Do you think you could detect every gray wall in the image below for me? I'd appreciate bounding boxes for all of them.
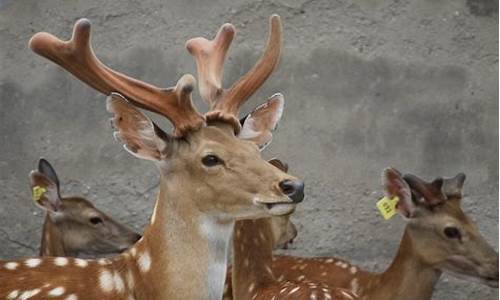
[0,0,497,299]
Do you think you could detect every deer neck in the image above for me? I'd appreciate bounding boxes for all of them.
[136,174,235,300]
[232,219,275,300]
[40,214,67,256]
[362,228,441,300]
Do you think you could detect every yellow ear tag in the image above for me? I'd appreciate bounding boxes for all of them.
[376,196,399,220]
[32,186,47,201]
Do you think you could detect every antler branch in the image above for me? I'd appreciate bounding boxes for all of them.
[29,19,204,137]
[186,15,283,133]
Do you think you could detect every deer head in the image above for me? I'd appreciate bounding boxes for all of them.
[29,15,303,220]
[384,168,499,287]
[29,159,141,256]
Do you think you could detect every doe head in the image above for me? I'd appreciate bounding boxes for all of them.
[29,159,141,256]
[383,167,499,288]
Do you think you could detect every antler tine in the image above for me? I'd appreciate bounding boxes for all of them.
[223,14,283,115]
[186,15,283,133]
[186,23,235,106]
[29,18,204,137]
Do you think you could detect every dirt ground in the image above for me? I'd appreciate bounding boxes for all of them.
[0,0,498,299]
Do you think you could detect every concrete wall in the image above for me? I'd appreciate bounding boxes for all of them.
[0,0,497,299]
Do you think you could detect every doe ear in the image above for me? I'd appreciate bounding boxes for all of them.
[382,167,415,218]
[268,158,289,173]
[29,170,61,213]
[107,93,171,161]
[238,93,284,150]
[442,173,466,199]
[38,158,60,197]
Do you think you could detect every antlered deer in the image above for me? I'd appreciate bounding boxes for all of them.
[270,168,499,300]
[0,15,305,300]
[225,159,358,300]
[30,158,141,257]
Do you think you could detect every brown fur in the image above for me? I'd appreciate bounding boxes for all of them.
[270,171,498,300]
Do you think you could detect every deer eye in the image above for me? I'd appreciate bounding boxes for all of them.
[444,226,461,239]
[202,155,223,167]
[89,217,103,225]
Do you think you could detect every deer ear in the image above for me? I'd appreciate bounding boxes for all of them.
[382,167,415,218]
[442,173,466,199]
[29,170,61,213]
[238,93,284,150]
[107,93,171,161]
[38,159,60,196]
[268,158,289,173]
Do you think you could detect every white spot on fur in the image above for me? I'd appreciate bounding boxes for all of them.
[65,294,78,300]
[129,247,137,257]
[54,257,68,266]
[19,288,41,299]
[288,286,300,295]
[325,293,332,300]
[6,290,19,299]
[48,287,65,297]
[25,258,41,268]
[5,262,18,270]
[127,270,135,289]
[98,258,111,265]
[326,258,334,263]
[113,271,125,293]
[74,258,88,268]
[350,266,357,274]
[297,275,305,281]
[99,270,114,293]
[350,278,359,294]
[248,282,255,292]
[138,251,151,273]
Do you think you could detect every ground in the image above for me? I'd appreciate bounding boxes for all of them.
[0,0,498,299]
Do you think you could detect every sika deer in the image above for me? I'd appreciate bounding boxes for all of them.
[0,15,303,300]
[30,158,141,257]
[270,168,499,300]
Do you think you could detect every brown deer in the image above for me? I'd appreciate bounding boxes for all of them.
[30,158,141,257]
[269,168,499,300]
[225,159,358,300]
[0,15,305,299]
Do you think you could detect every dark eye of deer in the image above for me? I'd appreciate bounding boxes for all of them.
[444,226,461,239]
[202,155,222,167]
[90,217,103,225]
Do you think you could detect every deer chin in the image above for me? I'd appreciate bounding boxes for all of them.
[440,258,499,288]
[252,197,296,216]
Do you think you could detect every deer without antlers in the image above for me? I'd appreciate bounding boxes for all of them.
[29,158,141,257]
[269,168,499,300]
[225,159,358,300]
[0,15,304,300]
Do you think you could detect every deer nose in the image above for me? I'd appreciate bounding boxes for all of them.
[279,179,304,203]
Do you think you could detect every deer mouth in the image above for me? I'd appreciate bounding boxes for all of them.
[255,201,295,216]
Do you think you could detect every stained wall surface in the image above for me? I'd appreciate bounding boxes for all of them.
[0,0,498,299]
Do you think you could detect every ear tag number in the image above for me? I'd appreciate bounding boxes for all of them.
[376,196,399,220]
[32,186,47,201]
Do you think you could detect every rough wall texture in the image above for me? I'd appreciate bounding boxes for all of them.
[0,0,498,299]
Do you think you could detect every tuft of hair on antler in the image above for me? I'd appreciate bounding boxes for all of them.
[186,14,283,134]
[29,18,205,137]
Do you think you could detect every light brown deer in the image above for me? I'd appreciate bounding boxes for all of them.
[30,158,141,257]
[269,168,499,300]
[226,159,358,300]
[0,15,305,299]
